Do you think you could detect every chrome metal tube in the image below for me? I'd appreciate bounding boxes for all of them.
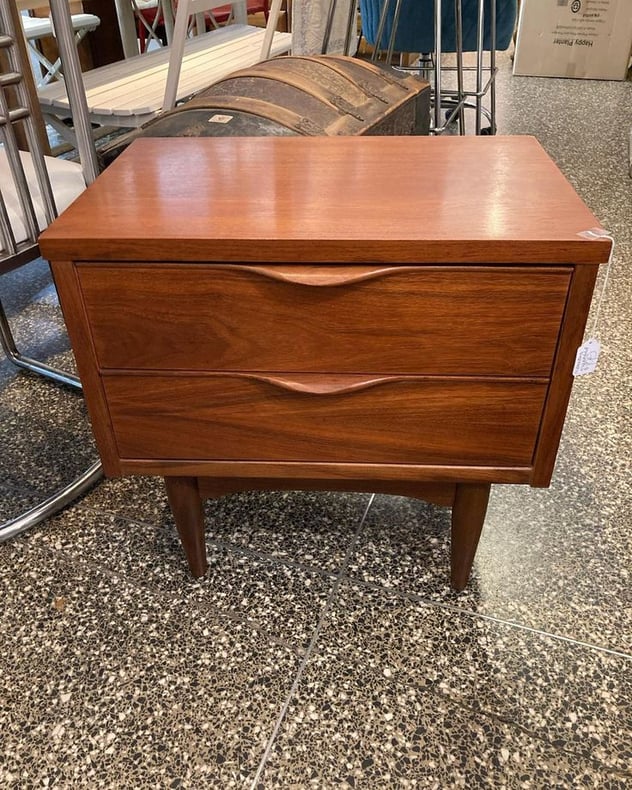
[48,0,99,183]
[321,0,338,54]
[0,121,41,243]
[475,0,484,134]
[0,194,17,258]
[490,0,497,133]
[454,0,465,134]
[385,0,404,66]
[434,0,442,133]
[371,0,392,63]
[343,0,359,56]
[0,300,81,388]
[0,461,103,542]
[2,9,57,222]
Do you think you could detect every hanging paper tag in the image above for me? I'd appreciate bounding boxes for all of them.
[573,338,601,376]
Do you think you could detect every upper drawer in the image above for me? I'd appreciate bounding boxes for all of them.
[77,263,571,376]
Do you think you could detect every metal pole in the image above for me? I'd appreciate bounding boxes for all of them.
[434,0,442,133]
[489,0,497,133]
[371,0,392,63]
[385,0,404,66]
[454,0,465,134]
[0,461,103,542]
[321,0,338,54]
[114,0,140,58]
[259,0,284,60]
[162,0,176,45]
[475,0,484,134]
[49,0,99,183]
[343,0,359,56]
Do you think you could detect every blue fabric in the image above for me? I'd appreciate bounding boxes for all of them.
[360,0,517,54]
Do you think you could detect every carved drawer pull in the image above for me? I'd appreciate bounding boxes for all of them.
[218,264,422,287]
[244,373,404,395]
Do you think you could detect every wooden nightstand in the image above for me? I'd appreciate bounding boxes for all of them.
[40,136,610,590]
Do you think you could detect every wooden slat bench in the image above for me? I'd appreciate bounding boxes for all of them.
[37,0,292,130]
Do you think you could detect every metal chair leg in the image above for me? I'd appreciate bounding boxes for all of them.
[0,460,103,542]
[0,297,103,541]
[0,296,81,389]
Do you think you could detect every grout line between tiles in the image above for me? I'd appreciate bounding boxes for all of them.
[79,501,360,580]
[203,537,341,580]
[454,699,632,781]
[249,493,376,789]
[437,604,632,661]
[347,576,632,661]
[15,526,306,656]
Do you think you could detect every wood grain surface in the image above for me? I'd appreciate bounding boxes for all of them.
[40,136,611,264]
[102,373,547,465]
[78,263,571,376]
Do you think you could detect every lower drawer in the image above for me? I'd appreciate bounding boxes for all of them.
[103,374,547,466]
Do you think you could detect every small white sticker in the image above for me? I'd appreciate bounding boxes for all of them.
[208,114,233,124]
[573,338,601,376]
[578,227,610,240]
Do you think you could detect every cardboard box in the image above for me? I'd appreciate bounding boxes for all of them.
[513,0,632,80]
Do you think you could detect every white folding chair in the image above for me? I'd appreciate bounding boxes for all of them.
[20,10,101,87]
[131,0,169,53]
[0,0,102,541]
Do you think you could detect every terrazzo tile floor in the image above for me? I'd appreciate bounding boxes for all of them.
[1,53,631,787]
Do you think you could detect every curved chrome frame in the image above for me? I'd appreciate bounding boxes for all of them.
[0,0,102,542]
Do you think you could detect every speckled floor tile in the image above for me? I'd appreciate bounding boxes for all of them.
[202,490,369,572]
[348,479,632,654]
[259,583,632,787]
[495,68,632,244]
[260,681,628,789]
[83,482,368,574]
[7,506,333,647]
[1,257,58,311]
[0,300,72,366]
[79,474,174,525]
[0,372,96,511]
[0,546,300,788]
[0,481,52,522]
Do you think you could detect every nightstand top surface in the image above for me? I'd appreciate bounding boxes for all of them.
[40,135,610,264]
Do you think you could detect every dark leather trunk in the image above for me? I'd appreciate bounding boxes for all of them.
[99,55,430,168]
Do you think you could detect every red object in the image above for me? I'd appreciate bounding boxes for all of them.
[137,1,270,53]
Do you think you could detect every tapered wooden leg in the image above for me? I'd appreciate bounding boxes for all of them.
[450,483,491,591]
[164,476,208,578]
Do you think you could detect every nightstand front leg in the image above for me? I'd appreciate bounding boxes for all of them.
[165,476,208,578]
[450,483,491,591]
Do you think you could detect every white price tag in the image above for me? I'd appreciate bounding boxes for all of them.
[208,114,233,124]
[573,338,601,376]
